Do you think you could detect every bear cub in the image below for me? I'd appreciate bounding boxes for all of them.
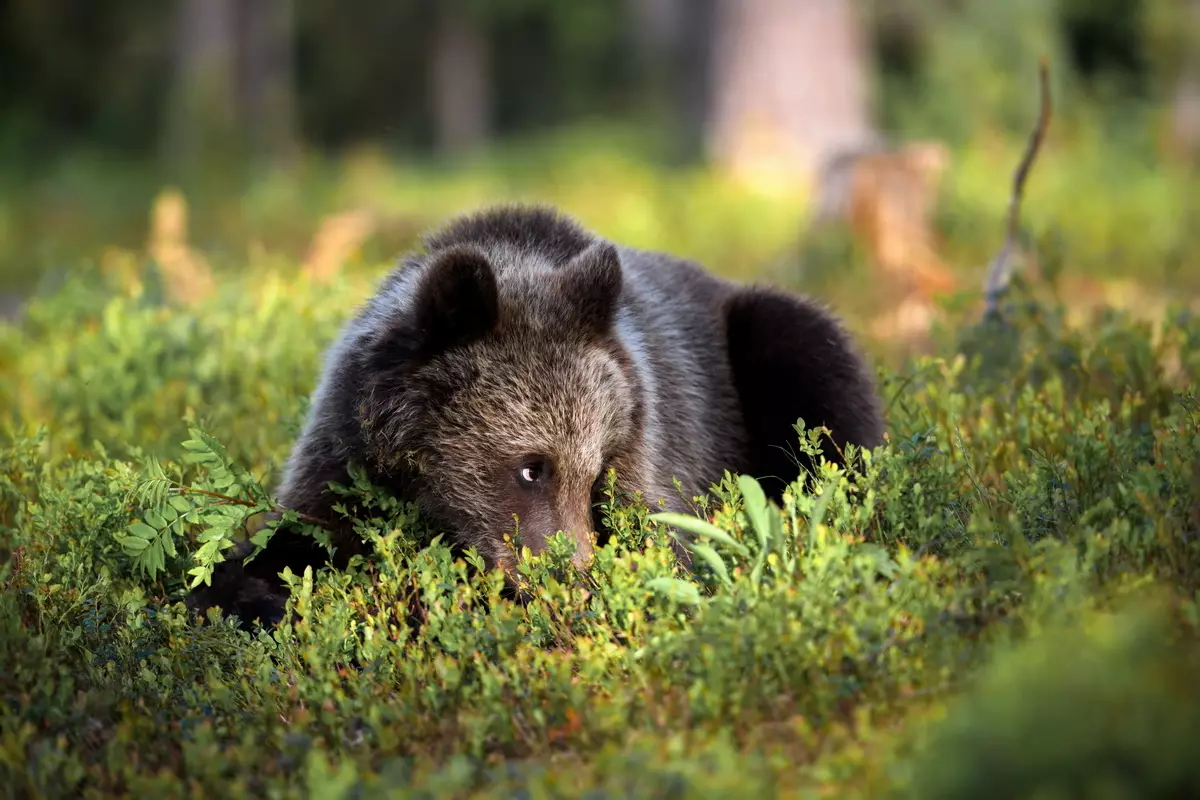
[186,204,884,626]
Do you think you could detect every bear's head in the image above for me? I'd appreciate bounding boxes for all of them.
[357,236,646,573]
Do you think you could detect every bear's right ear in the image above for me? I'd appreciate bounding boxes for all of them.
[411,245,500,357]
[363,247,499,376]
[559,241,623,335]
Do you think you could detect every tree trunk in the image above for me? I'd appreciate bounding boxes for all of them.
[1171,1,1200,164]
[237,0,298,168]
[1171,70,1200,163]
[708,0,875,187]
[628,0,717,164]
[430,2,490,157]
[162,0,241,177]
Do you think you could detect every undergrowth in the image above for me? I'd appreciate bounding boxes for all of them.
[1,247,1199,798]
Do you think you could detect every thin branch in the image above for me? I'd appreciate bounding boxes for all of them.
[983,57,1054,319]
[175,485,330,527]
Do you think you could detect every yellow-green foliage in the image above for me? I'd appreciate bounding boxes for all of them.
[1,164,1200,797]
[3,125,1196,298]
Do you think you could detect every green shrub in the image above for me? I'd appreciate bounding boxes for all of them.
[2,200,1199,797]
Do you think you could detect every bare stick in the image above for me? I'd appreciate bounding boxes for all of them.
[983,58,1053,319]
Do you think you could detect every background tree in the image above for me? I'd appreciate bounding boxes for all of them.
[707,0,876,188]
[237,0,298,168]
[627,0,717,165]
[162,0,240,179]
[430,0,491,157]
[0,0,1192,176]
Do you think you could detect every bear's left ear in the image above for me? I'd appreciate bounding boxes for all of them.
[559,241,623,335]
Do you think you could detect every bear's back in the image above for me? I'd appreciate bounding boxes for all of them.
[610,245,749,501]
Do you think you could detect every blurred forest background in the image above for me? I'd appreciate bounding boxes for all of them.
[1,0,1197,348]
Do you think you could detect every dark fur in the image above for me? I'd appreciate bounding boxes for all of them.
[185,204,884,627]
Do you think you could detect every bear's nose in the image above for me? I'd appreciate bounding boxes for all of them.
[553,506,595,570]
[568,527,594,570]
[546,478,599,569]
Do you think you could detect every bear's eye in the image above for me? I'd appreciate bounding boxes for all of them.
[516,458,549,488]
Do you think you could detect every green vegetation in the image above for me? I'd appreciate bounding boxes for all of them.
[1,138,1199,797]
[2,0,1198,794]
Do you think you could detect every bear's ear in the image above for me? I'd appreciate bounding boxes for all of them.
[559,241,623,335]
[411,245,500,357]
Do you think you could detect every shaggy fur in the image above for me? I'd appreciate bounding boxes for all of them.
[185,204,884,627]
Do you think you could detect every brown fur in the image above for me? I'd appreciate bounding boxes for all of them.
[185,204,884,628]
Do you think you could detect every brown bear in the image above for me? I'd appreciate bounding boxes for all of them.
[185,204,884,627]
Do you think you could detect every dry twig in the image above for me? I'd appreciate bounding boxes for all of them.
[982,58,1053,319]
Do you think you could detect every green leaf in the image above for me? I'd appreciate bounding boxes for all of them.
[809,482,834,531]
[687,542,732,587]
[127,521,158,541]
[147,541,164,575]
[161,529,177,559]
[807,482,835,552]
[249,527,276,548]
[861,543,900,579]
[750,549,768,589]
[464,548,486,573]
[646,577,702,606]
[144,508,167,530]
[650,512,749,556]
[737,475,773,553]
[187,566,213,589]
[118,535,150,552]
[197,522,233,543]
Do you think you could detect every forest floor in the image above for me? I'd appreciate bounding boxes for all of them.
[2,138,1199,797]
